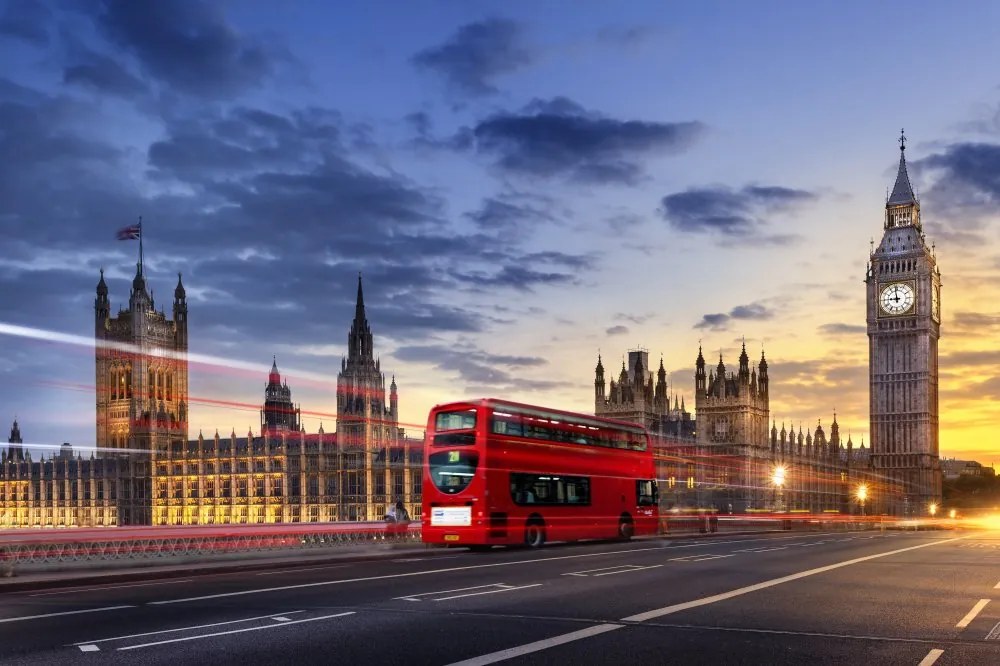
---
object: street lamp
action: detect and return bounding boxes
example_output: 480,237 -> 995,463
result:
856,483 -> 868,517
929,503 -> 938,517
771,465 -> 787,513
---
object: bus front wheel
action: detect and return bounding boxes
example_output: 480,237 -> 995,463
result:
525,518 -> 546,548
618,514 -> 634,541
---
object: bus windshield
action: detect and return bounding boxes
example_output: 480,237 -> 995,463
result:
435,409 -> 476,432
428,450 -> 478,494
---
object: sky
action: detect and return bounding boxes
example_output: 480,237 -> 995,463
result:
1,0 -> 999,466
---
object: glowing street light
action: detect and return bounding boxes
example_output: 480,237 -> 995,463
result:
856,483 -> 868,516
771,465 -> 787,513
929,503 -> 938,517
949,509 -> 957,519
771,465 -> 787,488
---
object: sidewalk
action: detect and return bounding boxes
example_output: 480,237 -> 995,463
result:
0,541 -> 433,594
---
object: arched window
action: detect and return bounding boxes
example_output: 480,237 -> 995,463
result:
166,374 -> 172,402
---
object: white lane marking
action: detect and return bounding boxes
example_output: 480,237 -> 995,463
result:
447,624 -> 622,666
956,599 -> 990,629
272,616 -> 292,622
985,620 -> 1000,640
0,605 -> 133,625
71,610 -> 306,645
593,565 -> 662,577
150,531 -> 863,606
733,547 -> 787,553
117,611 -> 355,651
433,584 -> 542,602
562,564 -> 658,577
256,565 -> 349,576
918,648 -> 944,666
625,537 -> 967,622
563,564 -> 640,576
395,583 -> 510,601
445,536 -> 966,666
668,554 -> 733,562
78,645 -> 100,652
149,534 -> 836,605
30,579 -> 195,596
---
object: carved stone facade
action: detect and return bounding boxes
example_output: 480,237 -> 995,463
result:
1,266 -> 421,527
335,276 -> 416,521
590,342 -> 872,515
865,134 -> 943,515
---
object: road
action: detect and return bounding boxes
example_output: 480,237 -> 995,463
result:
0,529 -> 997,665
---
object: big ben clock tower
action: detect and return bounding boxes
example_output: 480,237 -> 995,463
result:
866,131 -> 942,515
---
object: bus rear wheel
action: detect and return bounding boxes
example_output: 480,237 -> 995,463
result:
525,519 -> 546,548
618,514 -> 634,541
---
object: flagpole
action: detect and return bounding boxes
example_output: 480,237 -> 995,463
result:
138,216 -> 144,275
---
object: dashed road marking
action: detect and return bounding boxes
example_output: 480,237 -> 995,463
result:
563,564 -> 662,577
956,599 -> 990,629
918,648 -> 944,666
71,610 -> 307,647
117,612 -> 356,651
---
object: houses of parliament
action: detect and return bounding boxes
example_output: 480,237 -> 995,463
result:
595,135 -> 941,516
0,137 -> 942,526
0,261 -> 421,528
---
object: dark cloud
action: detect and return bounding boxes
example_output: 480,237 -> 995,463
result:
96,0 -> 283,97
660,184 -> 816,238
694,302 -> 773,330
606,325 -> 629,336
393,343 -> 559,392
450,263 -> 581,292
63,50 -> 147,97
463,195 -> 557,235
918,143 -> 1000,225
411,18 -> 532,97
694,313 -> 730,331
466,97 -> 704,185
0,0 -> 51,45
405,111 -> 432,140
818,323 -> 867,336
729,303 -> 773,320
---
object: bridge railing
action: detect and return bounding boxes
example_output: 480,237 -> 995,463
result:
0,522 -> 419,575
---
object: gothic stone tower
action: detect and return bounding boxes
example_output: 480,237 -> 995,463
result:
95,264 -> 189,454
695,342 -> 770,512
95,262 -> 188,523
866,133 -> 942,515
336,276 -> 401,521
4,418 -> 24,463
261,357 -> 301,434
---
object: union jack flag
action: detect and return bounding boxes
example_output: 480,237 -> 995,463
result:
116,223 -> 141,240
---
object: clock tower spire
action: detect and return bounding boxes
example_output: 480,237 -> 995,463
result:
865,131 -> 942,516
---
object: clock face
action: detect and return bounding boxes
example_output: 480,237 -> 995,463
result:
879,282 -> 914,315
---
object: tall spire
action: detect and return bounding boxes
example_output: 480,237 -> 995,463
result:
887,129 -> 918,207
356,272 -> 366,320
347,273 -> 374,365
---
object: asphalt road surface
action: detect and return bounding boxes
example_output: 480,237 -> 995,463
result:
1,529 -> 998,665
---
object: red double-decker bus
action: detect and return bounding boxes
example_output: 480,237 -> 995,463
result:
421,398 -> 659,549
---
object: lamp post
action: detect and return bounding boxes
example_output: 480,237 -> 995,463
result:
771,465 -> 787,513
856,483 -> 868,517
